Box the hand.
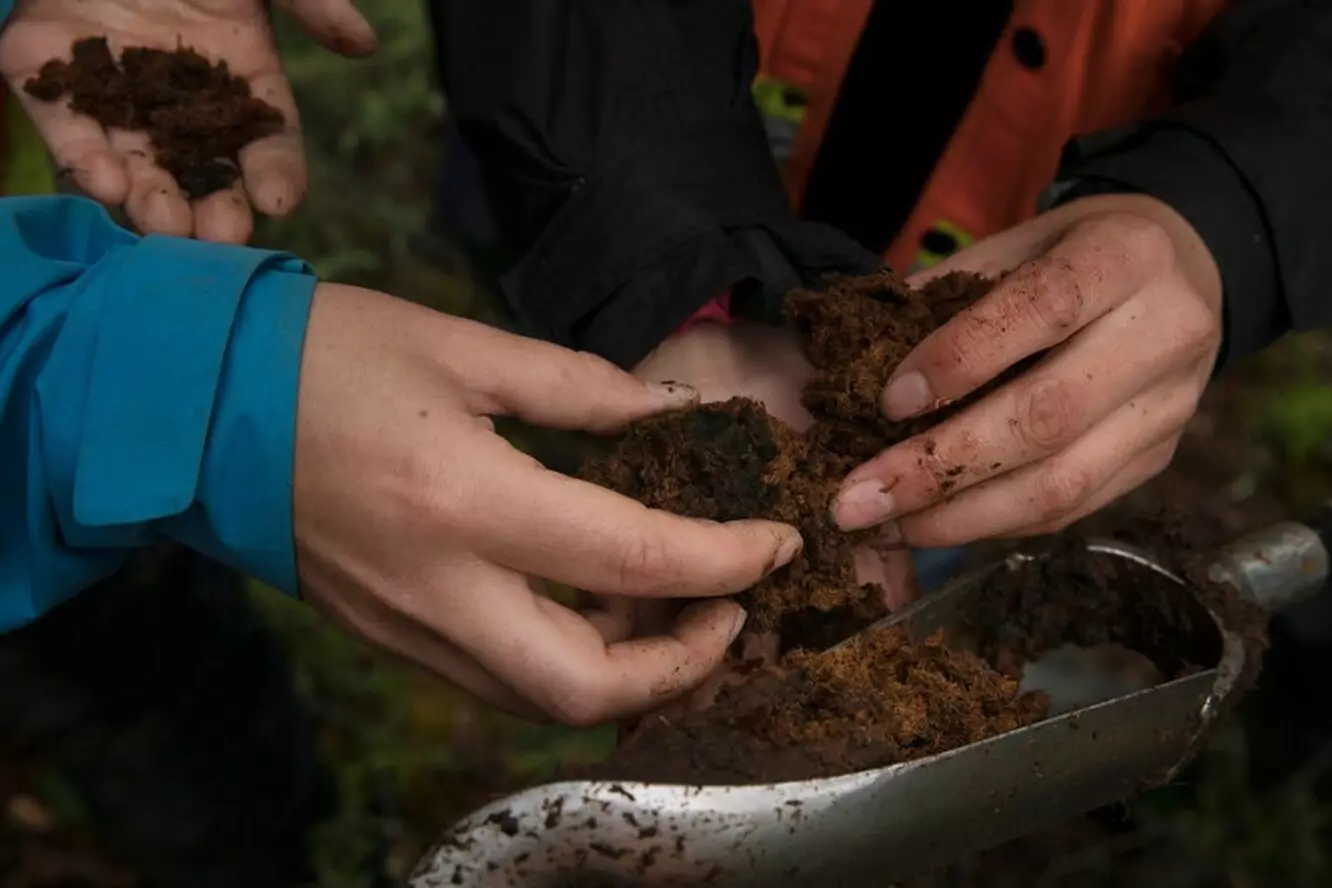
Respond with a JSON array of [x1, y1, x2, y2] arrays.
[[292, 285, 803, 726], [831, 194, 1223, 545], [632, 320, 816, 428], [0, 0, 376, 243], [633, 320, 919, 615]]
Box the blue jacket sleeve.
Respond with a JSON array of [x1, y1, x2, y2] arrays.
[[1, 195, 316, 633]]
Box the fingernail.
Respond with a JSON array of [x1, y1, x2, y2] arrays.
[[646, 380, 699, 407], [883, 370, 933, 419], [833, 480, 897, 531], [774, 531, 804, 568], [727, 607, 749, 645]]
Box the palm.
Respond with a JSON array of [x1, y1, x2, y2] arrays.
[[628, 322, 918, 694], [634, 322, 816, 429], [0, 0, 374, 243]]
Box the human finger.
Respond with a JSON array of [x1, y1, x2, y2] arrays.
[[1003, 439, 1181, 539], [882, 212, 1177, 421], [276, 0, 379, 57], [436, 317, 702, 432], [238, 69, 307, 218], [581, 597, 637, 645], [108, 129, 192, 236], [305, 568, 544, 721], [372, 614, 546, 722], [9, 84, 127, 203], [894, 383, 1197, 548], [852, 524, 918, 611], [193, 180, 255, 244], [448, 561, 748, 726], [833, 283, 1216, 530], [459, 440, 802, 598]]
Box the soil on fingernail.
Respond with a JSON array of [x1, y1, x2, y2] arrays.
[[573, 268, 1269, 788], [23, 36, 283, 199]]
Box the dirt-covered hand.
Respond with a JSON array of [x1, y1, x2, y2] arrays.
[[293, 285, 803, 726], [832, 194, 1223, 545], [634, 321, 918, 615], [0, 0, 376, 243]]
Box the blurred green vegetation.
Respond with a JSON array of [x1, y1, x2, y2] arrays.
[[251, 1, 476, 318], [1244, 335, 1332, 514], [3, 88, 55, 195]]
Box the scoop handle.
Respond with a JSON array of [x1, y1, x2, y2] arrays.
[[1207, 504, 1332, 613]]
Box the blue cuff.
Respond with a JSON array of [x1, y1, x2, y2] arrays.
[[157, 265, 316, 595], [36, 233, 315, 595]]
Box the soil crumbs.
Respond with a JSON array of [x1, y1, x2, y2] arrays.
[[577, 268, 1267, 786], [24, 37, 284, 199]]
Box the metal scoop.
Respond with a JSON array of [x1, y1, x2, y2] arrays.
[[410, 512, 1332, 888]]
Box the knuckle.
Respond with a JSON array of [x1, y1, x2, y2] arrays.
[[612, 532, 676, 594], [544, 685, 608, 729], [569, 349, 622, 382], [555, 350, 610, 394], [1173, 293, 1221, 356], [1040, 512, 1080, 534], [385, 451, 455, 526], [1164, 393, 1202, 434], [1022, 258, 1084, 334], [1101, 211, 1177, 272], [1146, 441, 1181, 478], [1034, 463, 1094, 521], [935, 316, 989, 381], [540, 664, 620, 728], [1015, 379, 1080, 451]]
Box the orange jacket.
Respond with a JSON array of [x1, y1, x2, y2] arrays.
[[751, 0, 1230, 271]]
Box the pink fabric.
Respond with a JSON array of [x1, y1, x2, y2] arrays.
[[674, 291, 735, 335]]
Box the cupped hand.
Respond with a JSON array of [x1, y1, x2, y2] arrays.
[[0, 0, 376, 243], [633, 320, 919, 620], [293, 285, 803, 726], [831, 194, 1223, 545]]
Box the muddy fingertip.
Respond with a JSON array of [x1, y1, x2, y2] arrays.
[[720, 519, 803, 573], [726, 604, 749, 645], [675, 599, 748, 649], [645, 380, 700, 409], [772, 528, 803, 569]]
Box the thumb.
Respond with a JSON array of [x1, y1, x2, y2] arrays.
[[276, 0, 378, 57], [440, 317, 702, 433]]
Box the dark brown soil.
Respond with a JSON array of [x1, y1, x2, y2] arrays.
[[966, 534, 1219, 683], [582, 269, 1006, 632], [580, 514, 1237, 786], [577, 269, 1269, 786], [24, 37, 284, 199], [583, 397, 882, 630], [580, 625, 1050, 785]]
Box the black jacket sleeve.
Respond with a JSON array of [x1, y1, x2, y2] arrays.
[[1050, 0, 1332, 369], [427, 0, 881, 369]]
